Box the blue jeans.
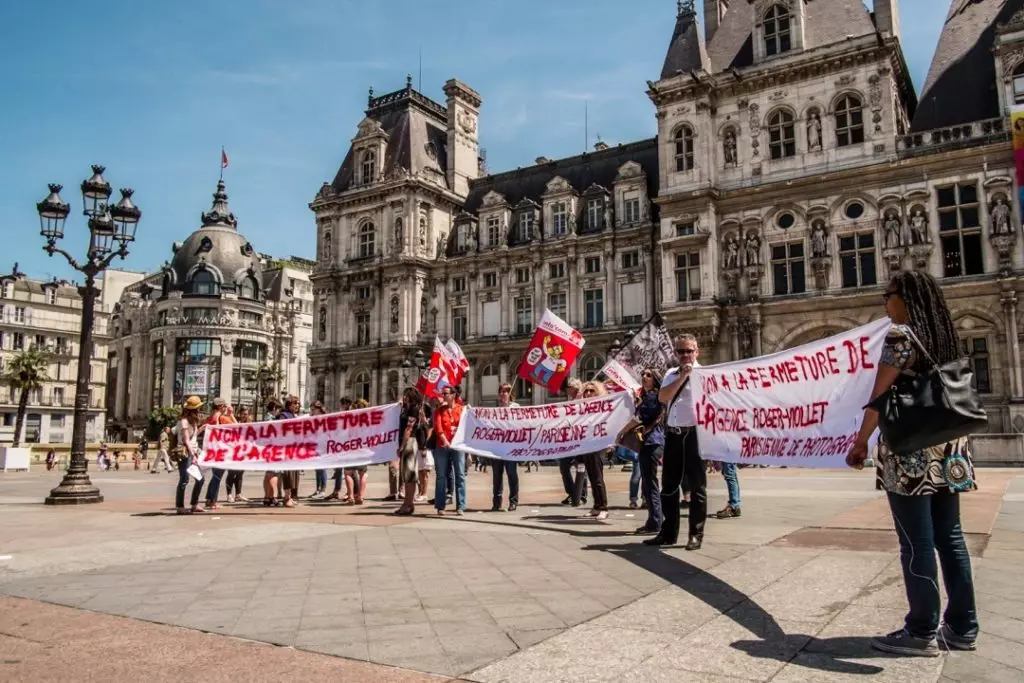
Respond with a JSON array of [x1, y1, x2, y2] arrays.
[[176, 456, 204, 509], [205, 468, 224, 504], [433, 447, 466, 511], [315, 469, 327, 491], [625, 450, 642, 502], [721, 462, 741, 508], [639, 444, 663, 530], [887, 490, 978, 640]]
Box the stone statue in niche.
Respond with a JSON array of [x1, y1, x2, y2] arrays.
[[724, 236, 740, 269], [991, 196, 1012, 235], [389, 295, 399, 334], [807, 112, 822, 151], [500, 218, 510, 244], [909, 208, 929, 245], [420, 296, 427, 332], [318, 307, 327, 341], [723, 130, 738, 166], [566, 212, 577, 235], [810, 220, 828, 257], [604, 201, 614, 230], [394, 219, 404, 249], [883, 210, 902, 249], [467, 225, 478, 251], [323, 234, 331, 262], [744, 232, 761, 266], [419, 218, 427, 249], [436, 233, 447, 259]]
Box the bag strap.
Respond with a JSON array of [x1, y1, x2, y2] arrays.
[[662, 373, 690, 427], [898, 326, 938, 368]]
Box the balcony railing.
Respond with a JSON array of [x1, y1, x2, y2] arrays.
[[897, 117, 1009, 157]]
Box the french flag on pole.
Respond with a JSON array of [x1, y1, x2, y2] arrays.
[[416, 337, 453, 399]]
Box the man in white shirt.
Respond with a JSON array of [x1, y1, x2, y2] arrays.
[[644, 333, 706, 550], [491, 382, 521, 512]]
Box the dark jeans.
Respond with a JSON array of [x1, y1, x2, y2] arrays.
[[560, 458, 588, 502], [315, 469, 327, 491], [887, 489, 978, 640], [176, 457, 204, 509], [205, 468, 225, 504], [332, 468, 344, 492], [661, 428, 706, 542], [225, 470, 244, 496], [582, 452, 608, 511], [491, 460, 519, 508], [639, 444, 663, 530]]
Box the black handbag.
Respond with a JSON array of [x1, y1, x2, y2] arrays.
[[867, 328, 988, 455]]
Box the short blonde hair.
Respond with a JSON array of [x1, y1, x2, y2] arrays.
[[581, 380, 606, 397], [353, 398, 369, 409], [566, 378, 583, 392]]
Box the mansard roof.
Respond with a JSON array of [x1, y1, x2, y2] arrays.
[[330, 81, 450, 193], [911, 0, 1024, 133], [661, 2, 710, 78], [707, 0, 877, 72], [463, 138, 659, 216]]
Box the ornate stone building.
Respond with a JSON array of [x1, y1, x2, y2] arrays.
[[105, 180, 314, 437], [311, 0, 1024, 437]]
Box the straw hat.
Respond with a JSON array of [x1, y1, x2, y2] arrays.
[[183, 396, 203, 411]]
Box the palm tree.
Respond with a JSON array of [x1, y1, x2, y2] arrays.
[[3, 346, 51, 447]]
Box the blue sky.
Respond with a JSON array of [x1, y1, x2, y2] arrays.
[[0, 0, 947, 282]]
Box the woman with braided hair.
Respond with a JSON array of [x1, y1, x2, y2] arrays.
[[847, 270, 978, 657]]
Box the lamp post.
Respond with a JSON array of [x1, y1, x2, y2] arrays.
[[39, 165, 142, 505], [401, 349, 426, 386]]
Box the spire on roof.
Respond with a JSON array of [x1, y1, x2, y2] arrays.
[[661, 0, 709, 79], [201, 179, 238, 229]]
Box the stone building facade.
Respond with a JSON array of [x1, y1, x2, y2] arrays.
[[310, 0, 1024, 434], [105, 180, 314, 436]]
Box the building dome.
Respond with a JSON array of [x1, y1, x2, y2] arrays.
[[164, 180, 263, 300]]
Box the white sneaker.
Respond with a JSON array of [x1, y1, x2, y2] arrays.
[[226, 494, 235, 503], [596, 511, 609, 521], [415, 495, 426, 502]]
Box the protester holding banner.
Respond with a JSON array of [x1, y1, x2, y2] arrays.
[[223, 405, 251, 503], [325, 396, 354, 502], [618, 368, 664, 535], [559, 379, 588, 507], [265, 395, 301, 508], [174, 396, 205, 515], [395, 388, 431, 516], [432, 386, 467, 515], [490, 383, 520, 512], [344, 398, 371, 505], [578, 381, 609, 520], [846, 271, 979, 657], [202, 397, 235, 510], [647, 334, 705, 550], [309, 401, 330, 499]]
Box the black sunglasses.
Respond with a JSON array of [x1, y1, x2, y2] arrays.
[[675, 348, 696, 354]]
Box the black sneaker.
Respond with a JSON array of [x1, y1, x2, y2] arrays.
[[938, 624, 977, 651], [561, 496, 572, 505], [634, 525, 659, 535], [870, 629, 940, 657]]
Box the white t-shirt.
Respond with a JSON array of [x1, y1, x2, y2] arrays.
[[662, 360, 700, 427]]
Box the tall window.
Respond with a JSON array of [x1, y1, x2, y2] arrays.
[[835, 95, 864, 147], [455, 225, 468, 252], [585, 256, 601, 274], [961, 337, 991, 394], [483, 271, 497, 288], [584, 289, 604, 329], [1014, 63, 1024, 104], [764, 5, 792, 56], [587, 198, 603, 231], [518, 212, 534, 242], [516, 267, 531, 284], [621, 251, 640, 270], [581, 355, 603, 382], [515, 297, 533, 335], [675, 252, 701, 302], [549, 262, 565, 280], [356, 313, 371, 346], [771, 242, 806, 295], [487, 216, 501, 246], [231, 340, 267, 409], [13, 306, 25, 323], [238, 275, 259, 300], [189, 270, 219, 296], [623, 196, 641, 223], [361, 150, 376, 185], [173, 338, 221, 406], [768, 110, 796, 159], [938, 185, 984, 277], [13, 332, 24, 350], [452, 307, 468, 342], [151, 341, 164, 409], [353, 370, 371, 402], [1, 282, 11, 298], [358, 221, 376, 258], [452, 276, 467, 293], [839, 233, 877, 288], [548, 291, 567, 320], [54, 387, 65, 406], [552, 202, 568, 235], [674, 125, 695, 172]]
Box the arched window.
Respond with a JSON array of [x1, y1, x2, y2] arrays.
[[768, 110, 796, 159], [764, 5, 792, 57], [189, 269, 219, 296], [358, 222, 376, 258], [581, 355, 604, 382], [1014, 63, 1024, 104], [673, 125, 695, 172], [353, 370, 371, 403], [238, 275, 259, 300], [361, 150, 376, 185], [834, 95, 864, 147], [322, 231, 332, 262]]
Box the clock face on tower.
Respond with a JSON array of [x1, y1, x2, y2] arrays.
[[457, 110, 477, 135]]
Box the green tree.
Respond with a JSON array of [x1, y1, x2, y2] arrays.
[[2, 346, 52, 447], [147, 406, 181, 440]]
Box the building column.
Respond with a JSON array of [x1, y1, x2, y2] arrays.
[[219, 338, 235, 403], [500, 279, 510, 336], [370, 368, 379, 405], [162, 340, 176, 407], [568, 257, 580, 328], [1003, 293, 1022, 398], [468, 271, 479, 339], [605, 246, 617, 326], [643, 245, 655, 318], [114, 349, 128, 420]]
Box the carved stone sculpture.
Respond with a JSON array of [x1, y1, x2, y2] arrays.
[[318, 307, 327, 341], [467, 225, 478, 251], [436, 233, 447, 259], [390, 295, 399, 334], [323, 235, 332, 262], [883, 210, 902, 249], [992, 196, 1012, 235], [419, 218, 427, 249], [394, 219, 404, 249], [744, 232, 761, 266], [909, 208, 929, 245], [420, 296, 428, 332], [810, 220, 828, 257], [724, 236, 740, 269], [723, 130, 738, 166], [807, 112, 822, 151]]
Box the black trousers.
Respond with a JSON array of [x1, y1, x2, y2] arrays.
[[661, 428, 706, 542], [560, 458, 588, 502], [225, 470, 244, 496], [582, 452, 607, 511], [491, 461, 519, 508]]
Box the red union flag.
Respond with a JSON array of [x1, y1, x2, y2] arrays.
[[517, 309, 585, 392], [416, 337, 452, 399], [444, 339, 470, 386]]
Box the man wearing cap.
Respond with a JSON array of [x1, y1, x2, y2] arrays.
[[202, 397, 235, 510]]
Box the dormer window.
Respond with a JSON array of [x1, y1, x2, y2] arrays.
[[455, 225, 468, 252], [486, 215, 501, 246], [360, 150, 376, 185], [518, 212, 534, 242], [764, 5, 792, 57], [673, 125, 695, 172], [190, 269, 219, 296], [46, 289, 56, 305], [1, 282, 12, 298], [239, 275, 259, 300], [552, 202, 568, 235], [587, 198, 603, 231]]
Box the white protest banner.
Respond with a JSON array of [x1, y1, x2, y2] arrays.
[[201, 403, 402, 470], [601, 312, 675, 393], [451, 392, 634, 461], [691, 319, 890, 468]]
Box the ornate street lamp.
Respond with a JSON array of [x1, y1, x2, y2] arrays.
[[38, 166, 142, 505]]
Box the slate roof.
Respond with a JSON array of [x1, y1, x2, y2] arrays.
[[661, 4, 710, 78], [330, 85, 450, 193], [911, 0, 1024, 132]]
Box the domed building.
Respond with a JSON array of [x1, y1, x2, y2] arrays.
[[105, 179, 314, 437]]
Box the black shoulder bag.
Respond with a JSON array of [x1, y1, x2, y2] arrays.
[[866, 328, 988, 455]]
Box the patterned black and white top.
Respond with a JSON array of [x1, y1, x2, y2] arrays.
[[874, 324, 977, 496]]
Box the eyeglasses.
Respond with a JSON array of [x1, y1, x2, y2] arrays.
[[676, 348, 696, 355]]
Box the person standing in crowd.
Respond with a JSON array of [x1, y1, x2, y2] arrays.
[[619, 369, 664, 535], [491, 382, 520, 512], [716, 463, 742, 518], [309, 401, 329, 499], [202, 397, 235, 510], [278, 395, 302, 505], [395, 388, 431, 515], [175, 396, 205, 515], [647, 333, 705, 550], [433, 385, 466, 515], [97, 443, 108, 471], [579, 381, 610, 520], [152, 426, 173, 473], [140, 436, 149, 467], [847, 270, 978, 656], [224, 406, 252, 503], [324, 397, 354, 501], [426, 395, 453, 508], [263, 399, 280, 422], [345, 398, 371, 504], [559, 379, 588, 506]]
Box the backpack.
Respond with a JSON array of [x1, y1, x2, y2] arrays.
[[168, 425, 185, 463]]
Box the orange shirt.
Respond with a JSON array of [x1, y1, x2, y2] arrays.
[[433, 403, 463, 445]]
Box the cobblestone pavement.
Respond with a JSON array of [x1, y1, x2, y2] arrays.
[[0, 466, 1021, 682]]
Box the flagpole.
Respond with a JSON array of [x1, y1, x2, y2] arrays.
[[219, 146, 225, 181]]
